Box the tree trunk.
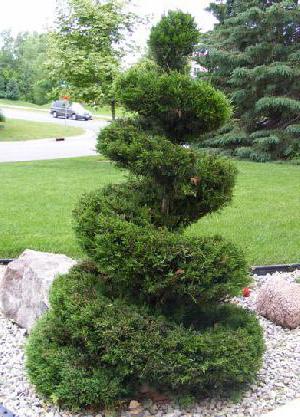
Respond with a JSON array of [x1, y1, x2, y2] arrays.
[[111, 98, 116, 121]]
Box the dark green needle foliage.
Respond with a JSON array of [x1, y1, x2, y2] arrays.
[[26, 11, 264, 410], [197, 0, 300, 161], [149, 10, 200, 72]]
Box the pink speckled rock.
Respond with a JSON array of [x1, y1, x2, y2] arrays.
[[256, 277, 300, 329]]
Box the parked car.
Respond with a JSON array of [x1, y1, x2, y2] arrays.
[[50, 101, 92, 121]]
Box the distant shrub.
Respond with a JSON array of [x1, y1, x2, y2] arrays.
[[0, 75, 6, 98], [5, 79, 20, 100], [235, 147, 253, 159], [0, 109, 5, 124]]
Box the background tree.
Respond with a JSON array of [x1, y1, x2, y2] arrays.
[[0, 75, 6, 98], [48, 0, 138, 106], [15, 32, 54, 104], [197, 0, 300, 161], [0, 31, 54, 104], [5, 79, 20, 100], [26, 10, 263, 410]]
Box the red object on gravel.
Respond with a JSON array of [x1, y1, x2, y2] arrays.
[[243, 287, 251, 297]]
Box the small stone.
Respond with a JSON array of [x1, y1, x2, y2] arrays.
[[129, 400, 142, 410]]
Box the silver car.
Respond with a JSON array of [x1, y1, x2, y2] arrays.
[[50, 101, 92, 121]]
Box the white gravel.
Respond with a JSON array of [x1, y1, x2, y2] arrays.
[[0, 264, 300, 417]]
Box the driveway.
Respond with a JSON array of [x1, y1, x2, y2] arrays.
[[0, 108, 108, 163]]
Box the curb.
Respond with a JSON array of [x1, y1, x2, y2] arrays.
[[0, 259, 13, 265], [251, 263, 300, 275]]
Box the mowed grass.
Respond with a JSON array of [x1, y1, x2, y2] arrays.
[[0, 98, 50, 109], [0, 118, 84, 141], [186, 161, 300, 265], [0, 157, 299, 265], [0, 157, 125, 258]]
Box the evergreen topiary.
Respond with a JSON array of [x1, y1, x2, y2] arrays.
[[26, 11, 264, 410], [149, 10, 200, 72], [198, 0, 300, 161]]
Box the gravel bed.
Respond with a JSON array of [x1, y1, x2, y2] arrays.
[[0, 265, 300, 417]]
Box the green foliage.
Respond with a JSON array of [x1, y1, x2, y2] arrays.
[[199, 0, 300, 161], [234, 147, 253, 160], [199, 123, 300, 161], [255, 96, 300, 116], [74, 196, 248, 306], [26, 265, 264, 410], [96, 120, 237, 229], [286, 124, 300, 135], [48, 0, 138, 105], [115, 66, 232, 142], [27, 11, 263, 409], [149, 10, 200, 72], [0, 76, 6, 98], [0, 31, 53, 104], [5, 79, 20, 100], [74, 166, 235, 235]]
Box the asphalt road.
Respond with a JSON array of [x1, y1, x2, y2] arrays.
[[0, 108, 108, 163]]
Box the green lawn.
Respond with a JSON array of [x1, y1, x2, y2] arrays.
[[0, 157, 299, 265], [0, 157, 124, 258], [186, 161, 300, 265], [0, 98, 50, 109], [0, 118, 84, 141]]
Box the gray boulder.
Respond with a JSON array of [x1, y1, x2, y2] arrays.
[[0, 249, 76, 331]]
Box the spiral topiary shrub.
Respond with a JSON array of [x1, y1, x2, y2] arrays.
[[26, 10, 264, 410]]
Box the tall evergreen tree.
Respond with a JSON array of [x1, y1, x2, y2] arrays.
[[198, 0, 300, 161]]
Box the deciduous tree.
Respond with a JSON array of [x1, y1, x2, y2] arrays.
[[48, 0, 138, 105]]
